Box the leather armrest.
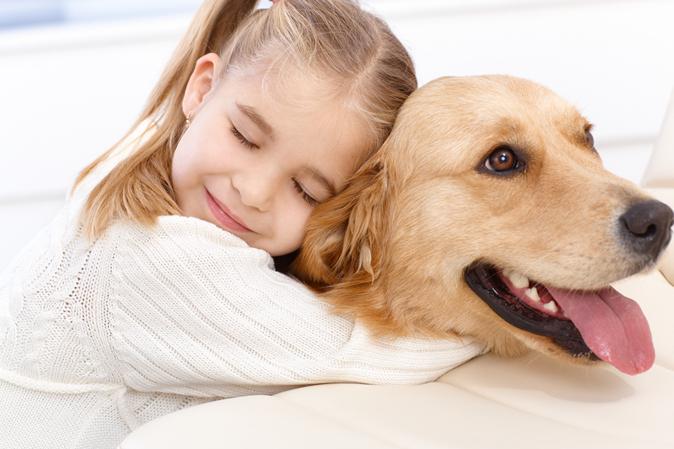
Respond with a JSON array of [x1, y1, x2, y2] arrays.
[[658, 244, 674, 285], [642, 88, 674, 188]]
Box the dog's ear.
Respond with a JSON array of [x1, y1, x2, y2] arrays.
[[291, 154, 389, 289]]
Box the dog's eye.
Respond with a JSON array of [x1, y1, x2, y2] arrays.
[[485, 146, 519, 173], [583, 124, 599, 154], [585, 129, 595, 149]]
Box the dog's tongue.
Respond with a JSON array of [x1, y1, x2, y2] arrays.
[[545, 285, 654, 375]]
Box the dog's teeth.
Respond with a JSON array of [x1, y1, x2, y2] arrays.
[[524, 287, 541, 303], [504, 269, 530, 289], [543, 301, 559, 313]]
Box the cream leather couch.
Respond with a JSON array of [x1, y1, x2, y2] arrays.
[[119, 95, 674, 449]]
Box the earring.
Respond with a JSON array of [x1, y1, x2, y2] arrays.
[[185, 114, 192, 127]]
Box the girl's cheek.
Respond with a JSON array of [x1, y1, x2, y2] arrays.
[[171, 147, 193, 185], [172, 144, 208, 191], [271, 205, 305, 253], [293, 207, 313, 238]]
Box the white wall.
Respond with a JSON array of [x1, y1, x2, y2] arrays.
[[1, 0, 674, 272]]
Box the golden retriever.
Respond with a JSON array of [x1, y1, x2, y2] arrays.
[[290, 75, 673, 376]]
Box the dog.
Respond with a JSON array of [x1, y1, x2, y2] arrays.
[[290, 75, 673, 376]]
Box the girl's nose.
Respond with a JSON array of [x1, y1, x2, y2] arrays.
[[232, 173, 276, 212]]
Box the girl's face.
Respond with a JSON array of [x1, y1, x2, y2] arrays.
[[172, 54, 370, 256]]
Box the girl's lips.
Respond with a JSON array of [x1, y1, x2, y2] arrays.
[[205, 189, 252, 232]]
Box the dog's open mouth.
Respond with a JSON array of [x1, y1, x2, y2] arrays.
[[464, 263, 655, 375]]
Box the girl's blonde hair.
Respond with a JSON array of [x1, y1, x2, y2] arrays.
[[71, 0, 416, 242]]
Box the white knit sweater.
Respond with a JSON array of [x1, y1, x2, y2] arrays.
[[0, 128, 485, 449]]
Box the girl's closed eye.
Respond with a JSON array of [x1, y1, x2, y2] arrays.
[[230, 122, 318, 206], [230, 125, 258, 150], [292, 179, 319, 206]]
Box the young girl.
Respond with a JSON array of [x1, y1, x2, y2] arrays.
[[0, 0, 484, 448]]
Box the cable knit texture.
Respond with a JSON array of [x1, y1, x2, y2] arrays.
[[0, 126, 485, 449]]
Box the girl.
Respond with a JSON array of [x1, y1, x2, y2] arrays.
[[0, 1, 484, 448]]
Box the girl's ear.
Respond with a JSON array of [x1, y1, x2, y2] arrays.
[[291, 154, 389, 288], [182, 53, 221, 117]]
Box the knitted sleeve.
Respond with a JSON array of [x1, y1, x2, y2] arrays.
[[108, 215, 485, 399]]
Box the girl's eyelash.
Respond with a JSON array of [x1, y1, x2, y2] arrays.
[[230, 126, 258, 149], [230, 124, 316, 206], [292, 179, 318, 206]]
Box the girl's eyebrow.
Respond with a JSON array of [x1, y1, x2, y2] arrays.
[[236, 103, 274, 139]]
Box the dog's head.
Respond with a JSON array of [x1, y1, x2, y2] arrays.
[[291, 75, 673, 375]]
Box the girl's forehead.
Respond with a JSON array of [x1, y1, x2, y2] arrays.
[[227, 62, 344, 111], [225, 65, 365, 136]]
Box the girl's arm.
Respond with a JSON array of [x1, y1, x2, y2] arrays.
[[107, 215, 484, 398]]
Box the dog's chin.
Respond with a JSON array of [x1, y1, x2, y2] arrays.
[[463, 262, 599, 360]]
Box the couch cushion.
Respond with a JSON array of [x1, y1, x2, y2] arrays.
[[120, 378, 672, 449], [275, 380, 661, 449], [438, 352, 674, 448], [118, 394, 403, 449]]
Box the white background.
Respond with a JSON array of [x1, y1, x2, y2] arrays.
[[1, 0, 674, 272]]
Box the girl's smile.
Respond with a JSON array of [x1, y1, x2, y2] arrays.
[[205, 187, 253, 233]]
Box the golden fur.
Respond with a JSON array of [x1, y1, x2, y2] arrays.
[[290, 75, 659, 365]]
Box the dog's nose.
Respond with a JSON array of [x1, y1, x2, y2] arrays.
[[619, 200, 673, 259]]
